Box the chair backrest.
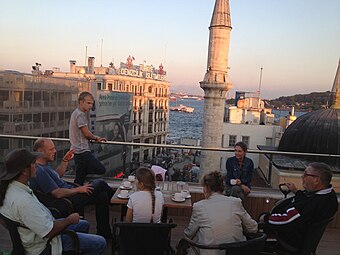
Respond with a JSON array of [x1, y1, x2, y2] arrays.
[[114, 222, 177, 255], [177, 232, 267, 255], [222, 232, 267, 255], [0, 213, 26, 255], [33, 189, 75, 218], [278, 216, 334, 255], [301, 216, 334, 254]]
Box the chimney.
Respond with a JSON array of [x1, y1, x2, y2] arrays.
[[69, 60, 76, 73], [88, 57, 95, 74]]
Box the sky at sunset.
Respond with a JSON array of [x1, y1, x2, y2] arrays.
[[1, 0, 340, 99]]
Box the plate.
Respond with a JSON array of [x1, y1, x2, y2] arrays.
[[117, 194, 129, 199], [171, 197, 185, 203], [172, 194, 191, 199], [120, 185, 132, 190]]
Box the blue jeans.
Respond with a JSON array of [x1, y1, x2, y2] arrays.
[[74, 151, 106, 185], [62, 220, 106, 255]]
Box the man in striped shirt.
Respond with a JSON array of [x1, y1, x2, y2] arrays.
[[261, 162, 337, 250]]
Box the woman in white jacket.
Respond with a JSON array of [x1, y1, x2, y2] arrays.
[[184, 171, 258, 255]]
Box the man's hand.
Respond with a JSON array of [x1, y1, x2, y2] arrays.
[[76, 184, 94, 195], [63, 149, 75, 162], [66, 213, 80, 225], [285, 182, 298, 193], [96, 136, 107, 143], [235, 178, 242, 185]]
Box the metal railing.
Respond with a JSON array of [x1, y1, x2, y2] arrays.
[[1, 134, 339, 185]]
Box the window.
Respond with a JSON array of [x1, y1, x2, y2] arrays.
[[228, 135, 236, 147], [266, 137, 273, 146], [242, 136, 250, 147], [108, 83, 113, 91]]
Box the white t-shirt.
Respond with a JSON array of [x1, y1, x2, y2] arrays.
[[127, 190, 164, 223]]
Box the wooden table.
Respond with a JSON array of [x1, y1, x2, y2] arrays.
[[110, 180, 192, 222]]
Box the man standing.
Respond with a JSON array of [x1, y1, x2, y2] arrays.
[[261, 162, 338, 250], [31, 138, 114, 239], [0, 149, 106, 254], [70, 91, 107, 185]]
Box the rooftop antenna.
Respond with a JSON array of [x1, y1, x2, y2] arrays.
[[85, 46, 88, 70], [258, 66, 263, 108], [100, 39, 103, 67], [163, 43, 167, 66]]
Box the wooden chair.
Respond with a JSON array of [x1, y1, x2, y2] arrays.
[[0, 212, 79, 255], [112, 222, 177, 255], [176, 232, 267, 255]]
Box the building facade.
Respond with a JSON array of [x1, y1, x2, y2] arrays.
[[0, 70, 87, 168], [52, 56, 170, 165]]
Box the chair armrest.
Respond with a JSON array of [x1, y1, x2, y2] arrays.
[[47, 229, 79, 254], [177, 236, 224, 255]]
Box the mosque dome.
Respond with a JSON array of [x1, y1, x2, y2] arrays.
[[278, 108, 340, 158], [279, 58, 340, 167]]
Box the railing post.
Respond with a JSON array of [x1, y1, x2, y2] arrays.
[[268, 154, 273, 185]]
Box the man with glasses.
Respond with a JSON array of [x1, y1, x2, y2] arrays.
[[260, 162, 338, 250]]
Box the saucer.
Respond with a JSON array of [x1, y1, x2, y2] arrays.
[[184, 194, 191, 199], [171, 197, 185, 203], [120, 185, 132, 190], [117, 194, 129, 199]]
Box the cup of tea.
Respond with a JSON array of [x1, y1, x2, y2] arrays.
[[230, 179, 237, 185], [128, 175, 135, 182], [181, 190, 189, 198], [120, 190, 129, 198], [123, 181, 131, 188], [174, 193, 182, 201]]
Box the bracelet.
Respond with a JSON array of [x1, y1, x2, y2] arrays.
[[62, 159, 68, 162]]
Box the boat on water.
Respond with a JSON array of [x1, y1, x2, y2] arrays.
[[170, 104, 194, 113]]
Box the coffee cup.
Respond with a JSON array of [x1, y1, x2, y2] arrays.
[[174, 193, 182, 201], [123, 181, 131, 188], [128, 175, 135, 182], [181, 190, 189, 198], [230, 179, 237, 185], [120, 190, 129, 198]]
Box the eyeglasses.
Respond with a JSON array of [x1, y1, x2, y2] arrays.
[[302, 172, 319, 178]]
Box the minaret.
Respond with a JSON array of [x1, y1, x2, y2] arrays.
[[200, 0, 232, 173]]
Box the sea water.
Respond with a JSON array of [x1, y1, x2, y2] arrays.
[[168, 99, 306, 142]]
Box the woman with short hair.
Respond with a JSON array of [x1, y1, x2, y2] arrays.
[[184, 171, 258, 255]]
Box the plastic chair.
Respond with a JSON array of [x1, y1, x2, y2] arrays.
[[112, 222, 177, 255], [258, 184, 335, 255], [263, 216, 335, 255], [176, 232, 267, 255], [0, 212, 79, 255], [33, 189, 76, 218]]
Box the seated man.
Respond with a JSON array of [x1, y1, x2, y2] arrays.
[[0, 149, 106, 255], [30, 138, 114, 239], [260, 162, 338, 250]]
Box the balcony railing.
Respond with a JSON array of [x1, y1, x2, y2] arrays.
[[1, 133, 340, 183]]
